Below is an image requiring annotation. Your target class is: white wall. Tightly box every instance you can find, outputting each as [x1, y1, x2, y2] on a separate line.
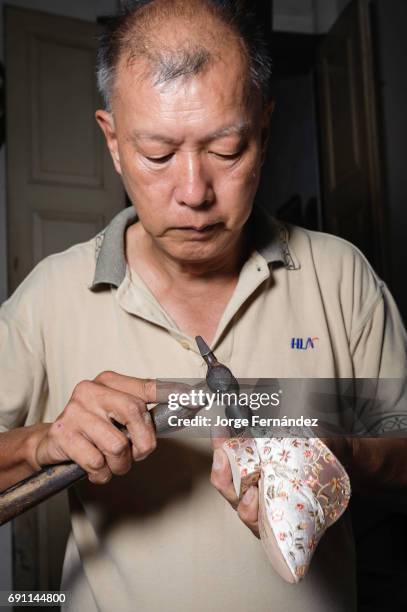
[0, 0, 119, 591]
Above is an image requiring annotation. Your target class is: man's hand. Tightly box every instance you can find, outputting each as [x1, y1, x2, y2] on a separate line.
[210, 427, 260, 538]
[28, 372, 158, 484]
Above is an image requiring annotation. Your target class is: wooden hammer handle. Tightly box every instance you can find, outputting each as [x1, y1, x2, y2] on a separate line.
[0, 462, 86, 525]
[0, 402, 196, 525]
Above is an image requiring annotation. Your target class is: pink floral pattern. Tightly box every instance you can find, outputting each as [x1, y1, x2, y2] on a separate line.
[223, 435, 351, 583]
[223, 437, 261, 498]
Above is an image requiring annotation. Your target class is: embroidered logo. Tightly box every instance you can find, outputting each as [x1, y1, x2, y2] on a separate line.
[291, 337, 319, 350]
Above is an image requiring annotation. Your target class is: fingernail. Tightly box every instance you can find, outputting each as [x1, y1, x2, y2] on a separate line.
[212, 449, 224, 470]
[135, 452, 149, 462]
[242, 487, 255, 504]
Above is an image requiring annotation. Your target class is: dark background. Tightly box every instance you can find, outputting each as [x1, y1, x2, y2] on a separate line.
[254, 3, 407, 610]
[256, 0, 407, 327]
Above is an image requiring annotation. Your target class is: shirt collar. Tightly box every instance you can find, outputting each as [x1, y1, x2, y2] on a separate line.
[90, 204, 300, 290]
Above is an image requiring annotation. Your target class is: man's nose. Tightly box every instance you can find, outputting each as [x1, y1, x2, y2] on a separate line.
[174, 153, 214, 208]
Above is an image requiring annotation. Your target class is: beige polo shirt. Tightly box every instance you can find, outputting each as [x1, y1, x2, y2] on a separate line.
[1, 205, 406, 612]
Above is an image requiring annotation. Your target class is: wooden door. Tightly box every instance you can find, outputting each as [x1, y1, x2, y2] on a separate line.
[6, 6, 124, 293]
[5, 6, 124, 594]
[317, 0, 387, 277]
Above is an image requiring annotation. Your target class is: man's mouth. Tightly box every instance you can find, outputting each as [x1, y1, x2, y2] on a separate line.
[173, 222, 223, 235]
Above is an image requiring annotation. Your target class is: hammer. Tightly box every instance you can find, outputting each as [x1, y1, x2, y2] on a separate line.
[0, 336, 243, 525]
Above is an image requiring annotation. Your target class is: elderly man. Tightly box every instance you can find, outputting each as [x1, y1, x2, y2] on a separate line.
[0, 0, 406, 611]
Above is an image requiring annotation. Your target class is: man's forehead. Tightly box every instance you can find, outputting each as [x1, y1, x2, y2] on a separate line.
[129, 121, 252, 145]
[114, 31, 253, 114]
[117, 57, 250, 105]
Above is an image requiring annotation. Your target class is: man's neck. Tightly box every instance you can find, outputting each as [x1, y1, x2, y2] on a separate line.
[125, 220, 255, 344]
[126, 222, 251, 296]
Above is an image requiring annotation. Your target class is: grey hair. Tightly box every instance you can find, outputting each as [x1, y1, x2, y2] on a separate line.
[96, 0, 272, 111]
[151, 46, 213, 87]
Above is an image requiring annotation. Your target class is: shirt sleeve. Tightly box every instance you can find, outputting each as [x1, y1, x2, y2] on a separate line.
[349, 281, 407, 435]
[350, 282, 407, 378]
[0, 266, 49, 433]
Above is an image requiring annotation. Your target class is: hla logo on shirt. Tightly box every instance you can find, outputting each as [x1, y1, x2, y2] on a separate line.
[291, 337, 319, 350]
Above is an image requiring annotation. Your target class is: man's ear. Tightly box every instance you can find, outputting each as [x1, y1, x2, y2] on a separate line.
[95, 110, 122, 175]
[260, 99, 275, 164]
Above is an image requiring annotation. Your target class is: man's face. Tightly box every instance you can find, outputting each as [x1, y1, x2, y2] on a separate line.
[97, 46, 270, 265]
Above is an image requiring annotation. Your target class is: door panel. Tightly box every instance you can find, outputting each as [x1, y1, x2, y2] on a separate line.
[32, 210, 104, 265]
[30, 36, 103, 185]
[5, 6, 124, 594]
[6, 7, 124, 292]
[317, 0, 387, 277]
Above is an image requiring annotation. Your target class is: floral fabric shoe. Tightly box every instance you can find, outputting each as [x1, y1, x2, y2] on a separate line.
[223, 435, 351, 583]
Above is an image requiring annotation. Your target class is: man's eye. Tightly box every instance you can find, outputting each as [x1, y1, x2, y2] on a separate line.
[145, 153, 173, 164]
[212, 149, 243, 160]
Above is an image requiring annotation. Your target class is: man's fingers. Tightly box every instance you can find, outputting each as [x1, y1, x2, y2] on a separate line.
[210, 423, 231, 450]
[52, 410, 134, 477]
[68, 383, 156, 461]
[72, 384, 155, 445]
[120, 403, 156, 461]
[93, 371, 157, 403]
[56, 431, 113, 484]
[93, 372, 202, 407]
[210, 447, 260, 537]
[237, 486, 260, 538]
[76, 413, 133, 475]
[210, 448, 238, 508]
[156, 379, 208, 404]
[97, 391, 156, 459]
